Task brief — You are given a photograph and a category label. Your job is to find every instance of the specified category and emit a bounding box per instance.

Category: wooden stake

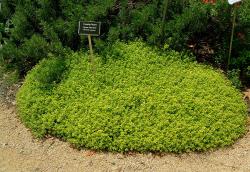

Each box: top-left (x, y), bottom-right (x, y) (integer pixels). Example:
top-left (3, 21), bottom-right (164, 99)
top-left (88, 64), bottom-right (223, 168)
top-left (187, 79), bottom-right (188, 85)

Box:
top-left (87, 34), bottom-right (96, 73)
top-left (88, 34), bottom-right (94, 62)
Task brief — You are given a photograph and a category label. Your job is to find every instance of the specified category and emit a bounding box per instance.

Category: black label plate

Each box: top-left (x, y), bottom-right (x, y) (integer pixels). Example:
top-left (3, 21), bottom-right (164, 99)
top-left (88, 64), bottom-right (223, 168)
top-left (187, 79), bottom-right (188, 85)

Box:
top-left (78, 21), bottom-right (101, 36)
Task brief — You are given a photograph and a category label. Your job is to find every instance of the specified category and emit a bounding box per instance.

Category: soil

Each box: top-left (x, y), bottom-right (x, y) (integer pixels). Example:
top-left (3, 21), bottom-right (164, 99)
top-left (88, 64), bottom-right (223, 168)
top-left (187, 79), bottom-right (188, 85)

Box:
top-left (0, 88), bottom-right (250, 172)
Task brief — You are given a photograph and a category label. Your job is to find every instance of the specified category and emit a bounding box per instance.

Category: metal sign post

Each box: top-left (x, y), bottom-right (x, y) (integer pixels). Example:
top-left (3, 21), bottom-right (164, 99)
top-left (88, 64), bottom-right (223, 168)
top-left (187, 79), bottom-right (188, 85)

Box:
top-left (0, 0), bottom-right (2, 12)
top-left (161, 0), bottom-right (169, 40)
top-left (227, 0), bottom-right (241, 73)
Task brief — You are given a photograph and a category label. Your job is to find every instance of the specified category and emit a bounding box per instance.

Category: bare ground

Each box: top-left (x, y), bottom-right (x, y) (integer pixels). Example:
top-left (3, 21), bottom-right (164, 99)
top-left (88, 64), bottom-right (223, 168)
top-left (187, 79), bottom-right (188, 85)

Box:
top-left (0, 97), bottom-right (250, 171)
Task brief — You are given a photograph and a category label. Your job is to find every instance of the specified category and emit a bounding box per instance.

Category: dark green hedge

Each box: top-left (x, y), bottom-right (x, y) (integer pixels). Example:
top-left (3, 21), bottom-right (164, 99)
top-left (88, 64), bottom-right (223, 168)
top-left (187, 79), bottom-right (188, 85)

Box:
top-left (17, 41), bottom-right (247, 153)
top-left (1, 0), bottom-right (249, 81)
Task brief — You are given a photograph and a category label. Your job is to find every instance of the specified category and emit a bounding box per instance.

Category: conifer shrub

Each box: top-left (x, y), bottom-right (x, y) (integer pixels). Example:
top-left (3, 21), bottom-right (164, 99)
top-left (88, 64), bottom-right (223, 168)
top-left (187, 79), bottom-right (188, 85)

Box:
top-left (17, 42), bottom-right (247, 153)
top-left (2, 0), bottom-right (249, 77)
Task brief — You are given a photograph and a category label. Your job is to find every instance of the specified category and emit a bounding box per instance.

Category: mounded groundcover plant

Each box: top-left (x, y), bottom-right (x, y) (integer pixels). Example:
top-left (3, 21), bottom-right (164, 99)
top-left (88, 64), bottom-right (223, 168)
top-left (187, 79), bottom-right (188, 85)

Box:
top-left (17, 42), bottom-right (247, 153)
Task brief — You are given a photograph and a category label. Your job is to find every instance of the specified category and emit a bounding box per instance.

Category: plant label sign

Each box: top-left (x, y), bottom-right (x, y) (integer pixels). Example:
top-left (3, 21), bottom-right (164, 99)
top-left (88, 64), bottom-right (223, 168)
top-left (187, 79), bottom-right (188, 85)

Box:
top-left (228, 0), bottom-right (241, 5)
top-left (78, 21), bottom-right (101, 69)
top-left (78, 21), bottom-right (101, 36)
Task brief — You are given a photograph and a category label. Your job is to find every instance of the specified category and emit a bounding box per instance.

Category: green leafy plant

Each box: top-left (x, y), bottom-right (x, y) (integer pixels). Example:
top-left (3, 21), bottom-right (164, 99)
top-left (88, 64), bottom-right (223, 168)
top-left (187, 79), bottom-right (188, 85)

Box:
top-left (17, 41), bottom-right (248, 153)
top-left (231, 50), bottom-right (250, 86)
top-left (228, 69), bottom-right (242, 89)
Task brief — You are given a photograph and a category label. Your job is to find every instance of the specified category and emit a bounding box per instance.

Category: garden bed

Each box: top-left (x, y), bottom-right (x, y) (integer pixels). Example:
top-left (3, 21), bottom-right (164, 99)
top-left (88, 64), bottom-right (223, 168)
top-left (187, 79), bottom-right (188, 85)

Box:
top-left (17, 42), bottom-right (248, 153)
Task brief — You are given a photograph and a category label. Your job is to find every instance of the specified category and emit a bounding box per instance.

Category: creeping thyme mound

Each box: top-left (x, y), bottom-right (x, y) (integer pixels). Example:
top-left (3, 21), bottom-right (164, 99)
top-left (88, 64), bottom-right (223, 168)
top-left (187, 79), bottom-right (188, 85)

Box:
top-left (17, 42), bottom-right (247, 153)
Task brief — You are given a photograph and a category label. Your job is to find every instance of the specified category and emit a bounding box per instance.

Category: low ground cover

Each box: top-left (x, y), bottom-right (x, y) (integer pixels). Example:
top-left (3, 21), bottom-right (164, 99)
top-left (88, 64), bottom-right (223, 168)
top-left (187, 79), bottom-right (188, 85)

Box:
top-left (17, 42), bottom-right (247, 153)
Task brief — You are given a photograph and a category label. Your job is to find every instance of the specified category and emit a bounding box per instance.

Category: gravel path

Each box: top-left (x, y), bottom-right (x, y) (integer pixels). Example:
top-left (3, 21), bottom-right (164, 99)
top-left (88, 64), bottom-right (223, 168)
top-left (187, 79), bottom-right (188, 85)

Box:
top-left (0, 101), bottom-right (250, 172)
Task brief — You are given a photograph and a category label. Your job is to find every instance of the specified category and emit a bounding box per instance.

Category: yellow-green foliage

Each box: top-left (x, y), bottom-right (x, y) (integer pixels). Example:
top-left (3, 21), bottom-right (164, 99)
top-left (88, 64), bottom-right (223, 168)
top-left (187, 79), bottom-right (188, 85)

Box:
top-left (17, 42), bottom-right (247, 153)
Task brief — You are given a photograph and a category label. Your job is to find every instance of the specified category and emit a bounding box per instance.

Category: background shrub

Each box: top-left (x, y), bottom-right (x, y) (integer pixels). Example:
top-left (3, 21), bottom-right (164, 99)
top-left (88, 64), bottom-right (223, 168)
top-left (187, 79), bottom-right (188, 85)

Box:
top-left (17, 41), bottom-right (247, 153)
top-left (0, 0), bottom-right (249, 86)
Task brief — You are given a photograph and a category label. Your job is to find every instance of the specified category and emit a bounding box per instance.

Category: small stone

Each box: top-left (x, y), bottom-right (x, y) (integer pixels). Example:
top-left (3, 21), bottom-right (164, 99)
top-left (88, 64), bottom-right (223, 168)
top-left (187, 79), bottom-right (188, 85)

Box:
top-left (19, 150), bottom-right (24, 154)
top-left (2, 143), bottom-right (8, 147)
